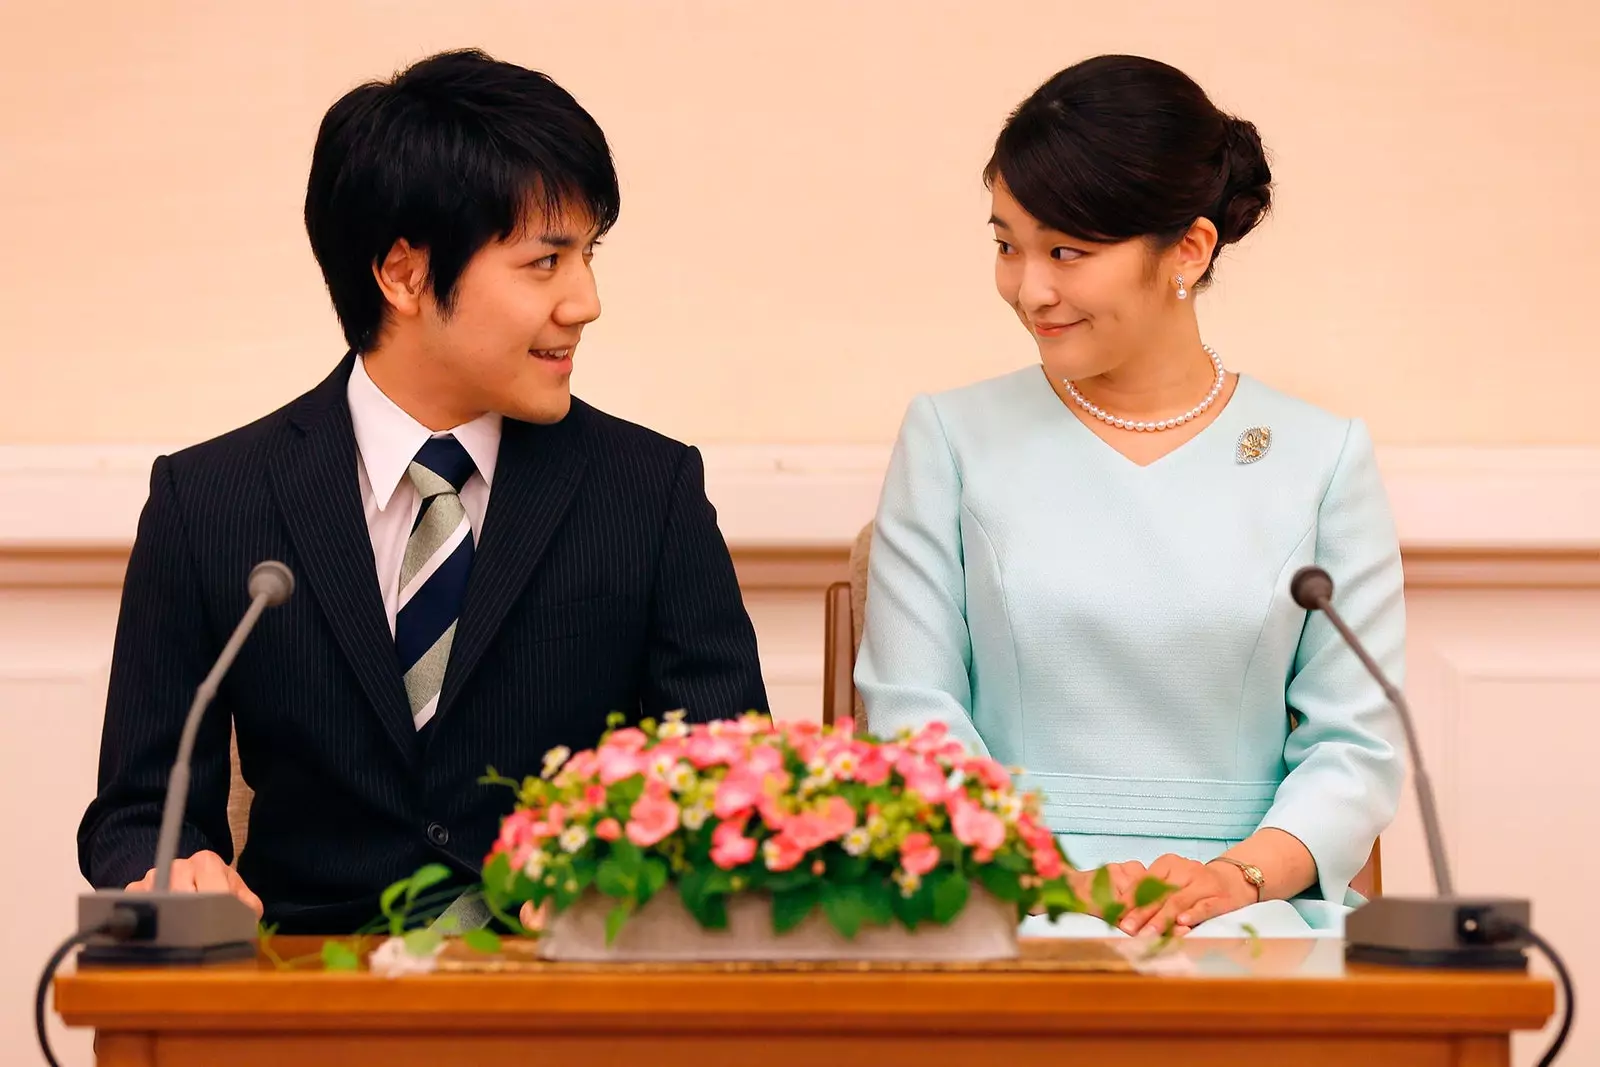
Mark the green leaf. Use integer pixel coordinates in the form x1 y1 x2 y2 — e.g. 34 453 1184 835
976 863 1023 903
1101 902 1127 928
930 872 970 925
405 864 453 908
605 903 632 946
891 880 932 929
688 891 729 930
433 914 460 933
761 869 815 894
821 882 869 939
403 927 443 958
462 929 503 955
1041 877 1088 919
862 879 896 927
379 879 409 919
639 857 669 904
703 867 736 895
1090 866 1115 915
830 851 870 882
772 884 821 933
596 857 637 900
1241 922 1263 958
1134 876 1176 909
321 940 361 971
608 837 643 872
993 851 1031 874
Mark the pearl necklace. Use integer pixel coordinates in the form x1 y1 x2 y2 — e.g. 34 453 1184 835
1063 345 1226 433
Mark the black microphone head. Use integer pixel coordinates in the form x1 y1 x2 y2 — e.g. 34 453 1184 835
248 561 295 606
1290 565 1335 610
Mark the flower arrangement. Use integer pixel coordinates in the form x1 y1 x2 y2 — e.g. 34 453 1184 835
478 711 1167 943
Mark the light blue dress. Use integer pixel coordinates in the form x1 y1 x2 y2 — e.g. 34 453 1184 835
856 367 1407 938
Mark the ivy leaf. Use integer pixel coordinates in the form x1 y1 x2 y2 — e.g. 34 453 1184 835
638 857 669 904
405 864 453 909
1134 876 1176 909
403 927 442 958
1101 902 1127 928
605 903 632 946
462 929 503 955
379 879 409 920
821 882 868 939
931 872 970 925
976 863 1023 902
321 940 361 972
1090 866 1115 916
862 879 897 927
597 857 637 900
772 885 821 933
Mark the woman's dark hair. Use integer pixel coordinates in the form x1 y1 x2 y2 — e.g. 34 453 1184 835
984 55 1271 286
305 49 621 352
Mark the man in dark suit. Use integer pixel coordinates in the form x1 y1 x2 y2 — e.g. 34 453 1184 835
78 49 768 934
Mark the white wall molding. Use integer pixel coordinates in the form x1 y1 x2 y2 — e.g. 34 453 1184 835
3 443 1600 552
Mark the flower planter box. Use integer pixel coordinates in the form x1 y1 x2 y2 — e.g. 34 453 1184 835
539 884 1020 962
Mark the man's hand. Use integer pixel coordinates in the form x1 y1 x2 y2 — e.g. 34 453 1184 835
125 850 264 919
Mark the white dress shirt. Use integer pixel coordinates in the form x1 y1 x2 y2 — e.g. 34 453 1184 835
346 356 502 635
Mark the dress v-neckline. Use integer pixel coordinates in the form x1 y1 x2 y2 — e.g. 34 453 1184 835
1038 366 1254 471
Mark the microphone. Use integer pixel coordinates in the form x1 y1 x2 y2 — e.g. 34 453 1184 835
77 561 295 965
1291 565 1531 970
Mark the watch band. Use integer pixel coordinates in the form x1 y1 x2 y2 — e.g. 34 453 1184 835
1209 856 1265 901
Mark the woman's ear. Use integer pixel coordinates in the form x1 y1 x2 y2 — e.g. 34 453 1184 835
1169 218 1219 288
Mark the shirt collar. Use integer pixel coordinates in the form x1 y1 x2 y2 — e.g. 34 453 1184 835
346 355 503 513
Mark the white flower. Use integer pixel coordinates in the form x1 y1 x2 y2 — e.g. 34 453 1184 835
945 769 966 791
523 851 547 879
843 828 872 857
541 745 572 779
806 755 829 774
681 802 711 831
559 825 590 853
666 762 696 794
831 752 859 778
369 935 441 978
650 752 678 778
658 713 690 741
996 794 1023 820
800 772 832 794
866 814 889 839
892 869 922 897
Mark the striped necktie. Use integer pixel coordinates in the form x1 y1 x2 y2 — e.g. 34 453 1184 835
395 435 477 731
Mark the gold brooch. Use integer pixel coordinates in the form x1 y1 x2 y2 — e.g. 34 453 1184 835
1236 426 1272 464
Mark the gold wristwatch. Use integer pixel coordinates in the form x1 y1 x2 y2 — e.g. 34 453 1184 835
1209 856 1265 901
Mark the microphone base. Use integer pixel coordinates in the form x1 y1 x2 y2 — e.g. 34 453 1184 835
1344 895 1531 971
76 890 259 968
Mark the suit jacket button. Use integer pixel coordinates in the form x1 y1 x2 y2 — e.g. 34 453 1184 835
427 822 450 847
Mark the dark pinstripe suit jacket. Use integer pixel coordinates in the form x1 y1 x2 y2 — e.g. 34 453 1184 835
78 355 768 933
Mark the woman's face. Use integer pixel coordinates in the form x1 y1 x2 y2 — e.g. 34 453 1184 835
990 180 1177 383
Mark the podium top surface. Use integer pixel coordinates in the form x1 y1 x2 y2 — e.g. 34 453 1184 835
55 936 1555 1038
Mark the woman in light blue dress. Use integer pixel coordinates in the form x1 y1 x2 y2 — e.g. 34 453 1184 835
856 56 1406 939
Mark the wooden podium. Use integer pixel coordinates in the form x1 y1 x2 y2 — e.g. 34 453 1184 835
55 936 1553 1067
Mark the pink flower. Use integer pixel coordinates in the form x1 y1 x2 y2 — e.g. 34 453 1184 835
897 753 948 803
746 744 785 776
1033 846 1065 880
757 790 791 831
686 731 744 769
762 833 806 872
965 757 1012 791
950 798 1006 853
625 781 680 847
497 809 537 851
606 727 650 751
584 784 608 809
854 745 892 786
598 746 645 785
595 818 622 841
714 765 766 819
899 832 941 877
709 817 757 869
780 797 854 853
1015 813 1053 851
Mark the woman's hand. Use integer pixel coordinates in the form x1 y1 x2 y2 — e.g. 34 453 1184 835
1065 860 1149 917
1114 854 1257 936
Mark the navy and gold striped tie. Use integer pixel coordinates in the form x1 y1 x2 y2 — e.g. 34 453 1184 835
395 436 476 730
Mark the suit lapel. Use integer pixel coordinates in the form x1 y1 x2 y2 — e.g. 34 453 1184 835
435 410 588 725
268 355 419 764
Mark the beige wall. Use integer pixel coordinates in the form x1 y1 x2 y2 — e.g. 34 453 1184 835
2 0 1596 447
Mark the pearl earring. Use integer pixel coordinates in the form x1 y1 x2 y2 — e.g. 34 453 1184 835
1175 275 1188 301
